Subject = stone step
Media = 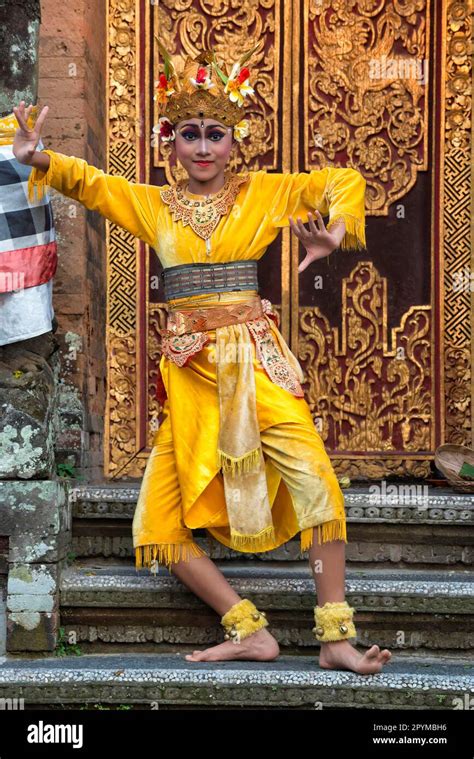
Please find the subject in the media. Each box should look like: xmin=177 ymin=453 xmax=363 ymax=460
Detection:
xmin=0 ymin=652 xmax=472 ymax=709
xmin=70 ymin=483 xmax=474 ymax=568
xmin=59 ymin=562 xmax=474 ymax=654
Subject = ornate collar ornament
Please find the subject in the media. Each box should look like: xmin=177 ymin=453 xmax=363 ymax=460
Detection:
xmin=152 ymin=37 xmax=263 ymax=145
xmin=160 ymin=171 xmax=250 ymax=256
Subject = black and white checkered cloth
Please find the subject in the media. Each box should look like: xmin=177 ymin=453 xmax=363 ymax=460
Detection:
xmin=0 ymin=139 xmax=57 ymax=345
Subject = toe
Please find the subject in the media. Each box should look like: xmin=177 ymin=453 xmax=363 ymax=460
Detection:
xmin=185 ymin=650 xmax=205 ymax=661
xmin=366 ymin=644 xmax=380 ymax=659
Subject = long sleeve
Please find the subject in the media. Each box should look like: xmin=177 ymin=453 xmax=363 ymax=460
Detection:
xmin=259 ymin=166 xmax=367 ymax=251
xmin=27 ymin=149 xmax=160 ymax=248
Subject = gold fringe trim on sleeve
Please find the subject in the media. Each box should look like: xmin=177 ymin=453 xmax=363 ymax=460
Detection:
xmin=327 ymin=212 xmax=366 ymax=251
xmin=217 ymin=445 xmax=261 ymax=476
xmin=230 ymin=524 xmax=277 ymax=552
xmin=300 ymin=517 xmax=348 ymax=553
xmin=135 ymin=541 xmax=208 ymax=575
xmin=27 ymin=149 xmax=55 ymax=204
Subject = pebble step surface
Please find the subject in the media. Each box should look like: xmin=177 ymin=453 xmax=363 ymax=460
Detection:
xmin=0 ymin=653 xmax=472 ymax=709
xmin=58 ymin=563 xmax=474 ymax=653
xmin=61 ymin=563 xmax=474 ymax=614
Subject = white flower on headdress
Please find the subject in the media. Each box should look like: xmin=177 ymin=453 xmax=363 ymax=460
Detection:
xmin=152 ymin=116 xmax=175 ymax=142
xmin=233 ymin=119 xmax=250 ymax=142
xmin=224 ymin=65 xmax=254 ymax=107
xmin=190 ymin=66 xmax=215 ymax=90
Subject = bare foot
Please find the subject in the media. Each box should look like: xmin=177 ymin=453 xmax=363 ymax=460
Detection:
xmin=319 ymin=639 xmax=392 ymax=675
xmin=184 ymin=627 xmax=280 ymax=663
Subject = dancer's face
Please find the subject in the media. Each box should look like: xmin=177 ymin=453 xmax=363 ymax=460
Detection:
xmin=171 ymin=117 xmax=233 ymax=182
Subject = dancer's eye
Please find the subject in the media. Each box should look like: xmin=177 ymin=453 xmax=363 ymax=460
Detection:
xmin=181 ymin=131 xmax=225 ymax=141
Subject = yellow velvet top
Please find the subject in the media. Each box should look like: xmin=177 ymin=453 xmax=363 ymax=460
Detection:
xmin=27 ymin=149 xmax=367 ymax=265
xmin=26 ymin=149 xmax=366 ymax=563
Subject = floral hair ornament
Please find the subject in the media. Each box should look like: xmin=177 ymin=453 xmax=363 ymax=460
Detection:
xmin=233 ymin=119 xmax=250 ymax=142
xmin=152 ymin=116 xmax=175 ymax=143
xmin=189 ymin=65 xmax=215 ymax=91
xmin=153 ymin=73 xmax=175 ymax=106
xmin=152 ymin=36 xmax=264 ymax=141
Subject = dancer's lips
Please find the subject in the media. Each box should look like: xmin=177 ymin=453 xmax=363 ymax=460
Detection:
xmin=194 ymin=161 xmax=213 ymax=167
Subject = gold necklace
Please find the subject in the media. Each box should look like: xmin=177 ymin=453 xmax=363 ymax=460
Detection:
xmin=160 ymin=171 xmax=250 ymax=257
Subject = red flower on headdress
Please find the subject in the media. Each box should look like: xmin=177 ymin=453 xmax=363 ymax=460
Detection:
xmin=196 ymin=67 xmax=208 ymax=84
xmin=160 ymin=119 xmax=174 ymax=139
xmin=190 ymin=65 xmax=214 ymax=91
xmin=224 ymin=64 xmax=254 ymax=107
xmin=237 ymin=67 xmax=250 ymax=84
xmin=152 ymin=116 xmax=175 ymax=142
xmin=154 ymin=73 xmax=175 ymax=105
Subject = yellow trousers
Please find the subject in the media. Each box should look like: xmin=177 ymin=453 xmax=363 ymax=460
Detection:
xmin=133 ymin=288 xmax=347 ymax=574
xmin=133 ymin=365 xmax=347 ymax=574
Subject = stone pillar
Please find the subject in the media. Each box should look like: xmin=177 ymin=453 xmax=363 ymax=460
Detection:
xmin=1 ymin=481 xmax=71 ymax=652
xmin=0 ymin=0 xmax=71 ymax=652
xmin=0 ymin=335 xmax=71 ymax=651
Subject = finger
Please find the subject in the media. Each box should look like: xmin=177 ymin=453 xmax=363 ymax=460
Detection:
xmin=291 ymin=227 xmax=305 ymax=242
xmin=314 ymin=209 xmax=326 ymax=233
xmin=296 ymin=217 xmax=309 ymax=238
xmin=13 ymin=104 xmax=29 ymax=132
xmin=298 ymin=253 xmax=312 ymax=274
xmin=307 ymin=212 xmax=320 ymax=236
xmin=35 ymin=104 xmax=49 ymax=130
xmin=289 ymin=216 xmax=304 ymax=241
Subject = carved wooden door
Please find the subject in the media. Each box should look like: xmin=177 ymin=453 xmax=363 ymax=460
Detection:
xmin=288 ymin=0 xmax=471 ymax=480
xmin=104 ymin=1 xmax=472 ymax=479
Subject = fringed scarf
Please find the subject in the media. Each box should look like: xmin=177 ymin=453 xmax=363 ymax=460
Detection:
xmin=161 ymin=290 xmax=306 ymax=552
xmin=215 ymin=320 xmax=276 ymax=550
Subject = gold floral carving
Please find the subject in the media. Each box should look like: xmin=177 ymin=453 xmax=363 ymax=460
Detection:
xmin=105 ymin=0 xmax=144 ymax=477
xmin=298 ymin=262 xmax=432 ymax=456
xmin=304 ymin=0 xmax=429 ymax=216
xmin=330 ymin=458 xmax=431 ymax=479
xmin=443 ymin=0 xmax=472 ymax=445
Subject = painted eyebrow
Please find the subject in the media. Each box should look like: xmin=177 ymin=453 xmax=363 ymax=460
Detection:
xmin=178 ymin=123 xmax=226 ymax=129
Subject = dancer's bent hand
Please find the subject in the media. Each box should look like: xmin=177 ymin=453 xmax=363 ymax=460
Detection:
xmin=289 ymin=211 xmax=346 ymax=273
xmin=12 ymin=101 xmax=49 ymax=165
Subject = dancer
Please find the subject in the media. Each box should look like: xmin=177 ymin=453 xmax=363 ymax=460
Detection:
xmin=12 ymin=39 xmax=391 ymax=674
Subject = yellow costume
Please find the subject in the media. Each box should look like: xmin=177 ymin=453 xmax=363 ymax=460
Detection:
xmin=28 ymin=149 xmax=366 ymax=575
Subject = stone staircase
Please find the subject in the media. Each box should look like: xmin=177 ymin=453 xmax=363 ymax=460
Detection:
xmin=1 ymin=482 xmax=473 ymax=708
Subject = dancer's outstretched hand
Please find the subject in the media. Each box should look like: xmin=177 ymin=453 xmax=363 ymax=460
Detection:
xmin=12 ymin=100 xmax=49 ymax=165
xmin=289 ymin=211 xmax=345 ymax=273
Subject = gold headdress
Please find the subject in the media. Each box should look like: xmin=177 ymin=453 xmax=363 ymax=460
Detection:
xmin=153 ymin=37 xmax=264 ymax=143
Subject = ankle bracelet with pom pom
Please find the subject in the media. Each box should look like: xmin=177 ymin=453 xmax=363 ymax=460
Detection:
xmin=312 ymin=601 xmax=356 ymax=642
xmin=221 ymin=598 xmax=268 ymax=644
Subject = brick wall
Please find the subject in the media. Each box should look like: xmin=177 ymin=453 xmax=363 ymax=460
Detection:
xmin=38 ymin=0 xmax=107 ymax=482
